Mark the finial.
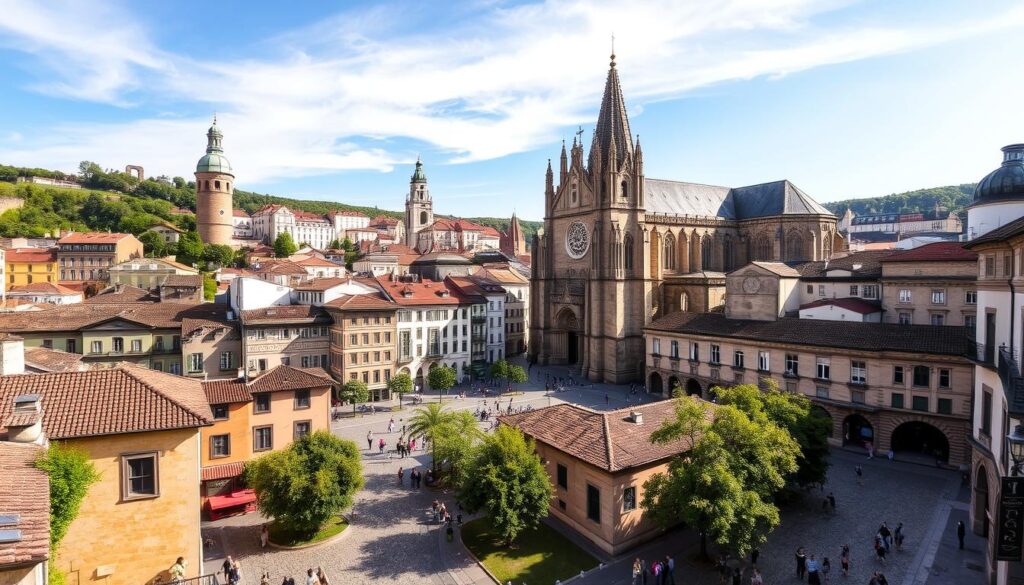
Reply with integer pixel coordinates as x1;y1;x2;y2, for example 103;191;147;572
213;112;217;124
610;33;616;68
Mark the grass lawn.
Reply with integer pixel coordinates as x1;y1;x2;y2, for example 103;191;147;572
268;517;348;547
461;517;597;584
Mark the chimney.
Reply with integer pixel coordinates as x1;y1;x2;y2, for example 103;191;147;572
0;334;25;376
5;394;45;444
630;411;643;425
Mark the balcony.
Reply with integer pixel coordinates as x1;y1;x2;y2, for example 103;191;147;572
998;348;1024;417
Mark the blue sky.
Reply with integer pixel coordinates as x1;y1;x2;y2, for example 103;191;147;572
0;0;1021;221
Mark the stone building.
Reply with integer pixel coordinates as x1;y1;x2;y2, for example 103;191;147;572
879;242;978;327
529;54;840;383
500;212;527;257
56;233;143;282
405;158;434;250
195;117;235;246
238;305;331;374
323;293;399;402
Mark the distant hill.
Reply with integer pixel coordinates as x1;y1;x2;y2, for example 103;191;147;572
824;184;976;220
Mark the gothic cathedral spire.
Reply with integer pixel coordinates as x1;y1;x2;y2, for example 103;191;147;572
589;51;633;173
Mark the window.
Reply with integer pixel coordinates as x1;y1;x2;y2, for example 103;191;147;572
965;315;977;331
220;352;234;371
170;363;181;375
688;342;699;362
937;398;953;415
851;390;866;404
294;420;312;440
982;391;993;435
891;393;904;409
893;366;904;385
818;285;826;297
966;290;977;305
91;340;102;354
211;435;230;458
898;312;912;325
862;285;879;299
757;350;770;372
816;386;829;399
912;366;930;387
850;285;859;296
112;337;124;353
295;389;311;409
939;368;951;388
66;339;76;353
212;404;229;420
807;285;813;294
623;486;637;512
670;341;679;359
254;426;273;451
899;289;912;303
931;289;946;304
188;353;203;373
734;350;745;369
930;314;945;326
911;396;929;412
816;357;830;380
121;452;158;499
557;464;568;489
710;344;720;364
586;484;601;523
652;338;661;355
850;360;866;384
785;354;799;376
128;339;141;353
42;339;52;349
254;393;271;413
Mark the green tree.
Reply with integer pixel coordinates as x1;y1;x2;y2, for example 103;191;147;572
245;431;364;538
340;379;369;414
507;363;528;384
435;410;484;487
407;403;454;472
176;231;204;267
388;372;414;406
641;396;800;558
459;426;553;545
35;443;99;547
274;232;298;257
329;239;341;250
202;243;235;268
428;364;457;395
489;359;510;381
203;274;217;301
138;230;165;257
340;237;354;251
712;381;831;488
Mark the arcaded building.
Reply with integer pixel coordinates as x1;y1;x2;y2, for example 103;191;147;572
529;54;841;383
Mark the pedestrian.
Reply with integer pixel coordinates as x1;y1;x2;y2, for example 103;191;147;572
956;520;966;550
840;544;850;576
894;522;904;551
821;557;830;584
446;523;454;542
171;557;188;584
260;523;269;548
305;568;317;585
605;393;610;405
388;418;395;433
379;438;385;454
796;547;807;580
750;547;759;566
731;567;742;585
398;467;404;485
367;430;373;450
665;555;675;585
632;558;641;585
806;554;821;585
875;535;887;564
221;556;233;584
750;568;763;585
316;568;329;585
260;571;270;585
457;512;463;525
855;465;864;486
827;492;836;513
716;556;728;585
888;449;895;462
652;559;662;585
432;500;440;523
640;558;648;585
879;522;892;550
229;562;241;585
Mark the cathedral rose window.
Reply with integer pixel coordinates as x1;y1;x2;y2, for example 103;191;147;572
565;221;590;259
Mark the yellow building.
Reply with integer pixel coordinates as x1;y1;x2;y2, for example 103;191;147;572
4;248;58;291
0;364;214;585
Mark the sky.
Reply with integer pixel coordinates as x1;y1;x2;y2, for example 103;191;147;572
0;0;1021;221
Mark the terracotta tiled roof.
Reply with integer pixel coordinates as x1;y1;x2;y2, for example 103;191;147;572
0;364;212;440
479;226;501;238
8;282;80;296
375;276;460;306
202;379;251;404
247;366;333;393
747;261;801;277
202;461;245;481
24;347;86;373
0;442;49;566
646;312;970;356
233;209;250;218
156;257;201;273
881;242;978;262
501;401;696;472
794;250;892;279
328;210;368;218
0;302;205;333
57;232;134;245
4;411;41;428
293;210;330;223
293;257;341;268
475;267;529;285
323;292;396;310
181;307;236;338
85;284;158;304
240;305;330;325
253;260;307;276
3;248;56;263
799;297;882;315
163;274;203;288
370;216;399;226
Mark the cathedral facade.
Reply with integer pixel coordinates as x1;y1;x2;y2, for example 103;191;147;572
529;55;841;383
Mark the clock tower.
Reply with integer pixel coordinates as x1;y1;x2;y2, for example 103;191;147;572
405;158;433;251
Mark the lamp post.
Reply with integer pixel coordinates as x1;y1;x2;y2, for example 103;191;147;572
1007;424;1024;476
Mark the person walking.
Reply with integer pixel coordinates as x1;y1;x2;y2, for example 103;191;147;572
398;467;404;485
305;568;318;585
855;465;864;486
879;522;892;550
316;568;329;585
229;561;241;585
260;523;269;548
221;556;233;584
806;555;821;585
957;520;966;550
652;559;662;585
367;430;373;451
750;568;763;585
378;437;385;454
875;534;887;564
632;558;642;585
840;544;850;576
796;547;807;580
821;557;831;584
894;522;904;551
640;558;648;585
432;500;440;523
827;492;836;513
665;555;675;585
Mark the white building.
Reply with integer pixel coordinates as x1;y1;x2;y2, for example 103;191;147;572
232;209;253;239
474;265;530;356
228;276;293;312
292;256;346;279
6;282;83;305
145;223;183;244
345;227;379;244
252;204;335;250
329;211;370;235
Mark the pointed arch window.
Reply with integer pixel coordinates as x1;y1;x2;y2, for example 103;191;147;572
621;180;629;200
662;233;676;271
786;232;806;261
624;234;634;274
701;236;713;270
753;234;772;261
723;235;735;271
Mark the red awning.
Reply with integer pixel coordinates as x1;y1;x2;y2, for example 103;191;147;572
202;461;245;482
206;489;256;511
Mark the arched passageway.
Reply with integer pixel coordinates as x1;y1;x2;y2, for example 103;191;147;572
891;421;950;462
842;414;874;448
811;405;834;438
685;379;702;397
667;376;680;395
649;372;663;394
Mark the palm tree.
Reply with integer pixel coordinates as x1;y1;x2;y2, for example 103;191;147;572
438;410;485;486
407;403;454;471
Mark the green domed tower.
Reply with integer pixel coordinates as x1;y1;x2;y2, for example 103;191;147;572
195;116;235;246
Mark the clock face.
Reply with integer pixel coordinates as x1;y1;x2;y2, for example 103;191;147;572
742;276;761;294
565;221;590;259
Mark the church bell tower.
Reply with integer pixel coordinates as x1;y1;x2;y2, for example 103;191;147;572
195;116;235;246
405;158;433;250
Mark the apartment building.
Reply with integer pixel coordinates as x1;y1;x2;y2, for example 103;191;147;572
4;248;58;290
239;305;332;374
879;242;978;327
108;257;199;290
324;293;399;402
475;265;530;356
56;232;143;282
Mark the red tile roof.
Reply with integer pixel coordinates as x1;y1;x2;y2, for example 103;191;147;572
293;256;341;268
202;366;332;402
202;379;252;404
24;347;86;373
0;365;212;440
253;259;307;276
0;301;208;332
57;232;135;244
799;297;882;315
202;461;245;481
3;248;57;263
375;276;460;306
323;292;396;311
240;305;330;325
162;274;203;288
501;401;697;472
233;209;250;218
0;442;49;566
8;282;80;296
881;242;978;263
328;210;368;218
85;284;158;303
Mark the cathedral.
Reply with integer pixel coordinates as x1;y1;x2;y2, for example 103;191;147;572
529;54;841;383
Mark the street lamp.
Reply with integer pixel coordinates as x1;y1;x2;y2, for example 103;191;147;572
1007;424;1024;475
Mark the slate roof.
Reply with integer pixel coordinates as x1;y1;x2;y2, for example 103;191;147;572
646;312;970;356
794;250;892;279
644;178;833;220
501;401;696;472
799;297;883;315
881;242;977;263
0;442;49;567
0;364;213;440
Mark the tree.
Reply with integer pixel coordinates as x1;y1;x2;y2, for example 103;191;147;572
35;443;99;548
641;396;800;558
712;382;831;488
340;237;354;251
274;232;297;257
245;431;364;538
428;364;457;396
434;410;484;487
388;372;413;406
202;243;235;268
459;425;553;544
329;239;341;250
138;230;165;257
489;359;510;381
339;379;370;414
507;363;528;384
176;231;204;267
408;403;454;472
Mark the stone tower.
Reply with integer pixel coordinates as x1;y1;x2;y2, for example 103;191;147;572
195;116;235;246
501;212;527;257
405;158;433;250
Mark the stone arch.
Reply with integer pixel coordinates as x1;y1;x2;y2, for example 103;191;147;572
125;165;144;180
555;307;582;365
680;292;690;312
667;375;681;394
723;234;736;271
752;233;772;261
415;367;424;390
621;179;629;201
420;210;428;225
891;420;951;462
398;367;411;377
662;231;676;271
811;405;834;438
649;372;663;394
701;234;714;270
842;413;874;447
974;463;990;537
623;233;634;274
785;229;806;261
685;378;702;397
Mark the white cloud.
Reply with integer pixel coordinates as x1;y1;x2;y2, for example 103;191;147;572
1;0;1022;182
